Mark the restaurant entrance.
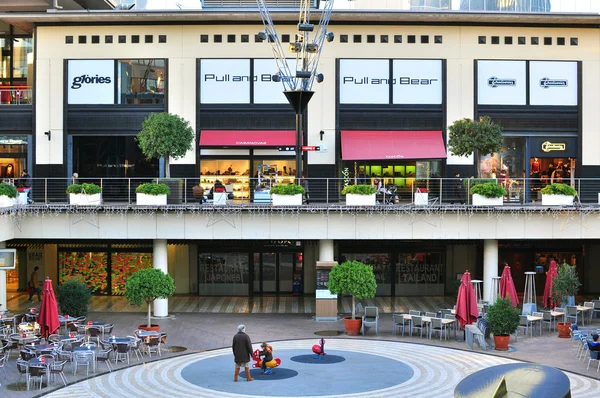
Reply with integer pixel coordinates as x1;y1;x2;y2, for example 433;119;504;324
252;251;303;295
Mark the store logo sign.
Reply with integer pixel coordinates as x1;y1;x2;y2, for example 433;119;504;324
487;77;517;88
235;141;267;145
342;76;438;85
71;74;112;89
539;77;568;89
385;154;405;159
541;141;566;152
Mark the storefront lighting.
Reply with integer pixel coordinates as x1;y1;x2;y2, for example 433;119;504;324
305;44;319;53
272;74;281;82
326;32;335;42
288;42;302;53
298;23;314;32
316;73;324;83
257;32;268;42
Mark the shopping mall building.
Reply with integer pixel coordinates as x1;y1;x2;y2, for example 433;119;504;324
1;1;600;314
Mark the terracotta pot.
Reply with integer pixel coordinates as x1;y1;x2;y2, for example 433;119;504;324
138;324;161;333
557;322;572;338
343;317;362;336
493;335;510;351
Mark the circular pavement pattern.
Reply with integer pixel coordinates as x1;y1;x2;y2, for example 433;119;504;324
45;339;600;398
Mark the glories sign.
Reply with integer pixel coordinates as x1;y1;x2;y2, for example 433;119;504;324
67;60;115;104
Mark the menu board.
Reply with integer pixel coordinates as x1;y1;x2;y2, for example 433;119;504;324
0;249;16;270
316;269;337;299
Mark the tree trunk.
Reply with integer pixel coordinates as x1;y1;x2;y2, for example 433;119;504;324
164;156;170;179
351;296;356;320
147;301;152;328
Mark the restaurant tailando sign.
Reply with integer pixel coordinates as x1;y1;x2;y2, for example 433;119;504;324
200;59;292;104
477;60;578;106
339;59;443;104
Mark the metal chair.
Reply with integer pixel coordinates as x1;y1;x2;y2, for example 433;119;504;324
20;350;36;361
592;300;600;322
16;359;29;389
410;316;426;338
517;315;532;338
126;337;143;361
1;338;17;358
146;337;161;358
361;306;379;336
588;349;600;371
28;364;46;390
584;302;594;324
566;305;580;325
425;312;437;318
532;311;544;335
49;360;68;386
0;353;7;378
73;351;94;376
95;348;113;372
540;310;554;331
444;314;457;338
87;326;102;344
392;314;410;337
430;318;447;341
114;342;131;364
409;310;421;316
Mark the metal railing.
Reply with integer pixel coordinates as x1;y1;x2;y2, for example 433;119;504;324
2;177;599;207
0;88;32;105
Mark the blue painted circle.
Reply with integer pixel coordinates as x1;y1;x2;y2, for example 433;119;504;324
180;349;414;396
290;354;346;364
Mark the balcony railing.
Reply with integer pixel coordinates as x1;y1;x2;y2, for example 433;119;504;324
0;88;32;105
2;177;599;207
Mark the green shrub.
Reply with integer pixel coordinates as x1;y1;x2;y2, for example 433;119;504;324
551;263;581;306
470;182;507;198
66;183;102;195
136;183;171;196
0;183;18;198
56;278;92;317
341;184;376;195
487;297;520;336
328;260;377;320
540;183;577;196
270;184;305;195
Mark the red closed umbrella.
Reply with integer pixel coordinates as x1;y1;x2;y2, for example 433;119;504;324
455;271;479;329
543;260;559;308
499;265;519;308
38;278;60;338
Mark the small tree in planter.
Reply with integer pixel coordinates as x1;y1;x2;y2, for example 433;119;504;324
327;260;377;336
486;297;520;351
66;183;102;205
57;277;92;318
135;183;171;205
0;182;18;207
270;183;305;206
448;116;503;177
124;268;175;332
540;183;577;206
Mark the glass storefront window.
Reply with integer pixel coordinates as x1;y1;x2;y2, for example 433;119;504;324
396;252;445;295
59;252;109;295
199;252;249;295
0;135;27;180
12;38;32;79
111;252;152;295
0;38;8;80
118;59;165;104
200;159;251;199
342;253;391;295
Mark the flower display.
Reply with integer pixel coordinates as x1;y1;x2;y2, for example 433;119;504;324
111;253;153;295
59;252;108;294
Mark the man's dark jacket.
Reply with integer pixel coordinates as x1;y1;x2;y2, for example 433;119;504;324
232;331;253;363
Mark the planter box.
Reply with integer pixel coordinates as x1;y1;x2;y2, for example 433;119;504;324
472;194;503;206
272;193;302;206
0;195;16;208
136;193;167;206
346;193;376;206
414;192;428;206
542;194;574;206
69;193;102;206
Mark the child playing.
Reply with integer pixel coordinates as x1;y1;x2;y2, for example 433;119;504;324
259;342;274;375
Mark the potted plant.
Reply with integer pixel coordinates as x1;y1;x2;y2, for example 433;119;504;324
541;183;577;206
124;268;175;332
270;183;305;206
135;183;171;206
486;297;520;351
0;182;17;207
470;182;507;206
56;277;92;317
341;184;377;206
327;260;377;336
66;183;102;205
551;263;581;338
448;116;503;177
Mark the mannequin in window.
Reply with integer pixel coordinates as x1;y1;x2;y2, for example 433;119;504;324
4;164;14;179
530;158;540;174
490;166;497;179
551;165;564;184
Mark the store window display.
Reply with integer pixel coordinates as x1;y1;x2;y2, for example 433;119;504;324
118;59;165;105
199;160;251;199
0;136;28;181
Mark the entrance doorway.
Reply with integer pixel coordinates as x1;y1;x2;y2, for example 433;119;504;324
252;252;303;295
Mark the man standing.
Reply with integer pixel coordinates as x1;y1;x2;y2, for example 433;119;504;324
28;266;41;303
232;324;254;382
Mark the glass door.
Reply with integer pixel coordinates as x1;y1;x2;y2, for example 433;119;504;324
252;252;302;294
262;253;277;293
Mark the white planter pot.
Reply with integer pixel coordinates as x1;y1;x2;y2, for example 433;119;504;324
136;193;167;206
69;193;102;206
472;194;503;206
17;192;28;205
414;192;428;206
0;195;16;208
346;193;376;206
272;193;302;206
213;192;228;206
542;194;574;206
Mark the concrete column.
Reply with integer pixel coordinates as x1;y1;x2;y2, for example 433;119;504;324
319;239;334;261
153;239;169;317
483;239;499;303
0;241;6;312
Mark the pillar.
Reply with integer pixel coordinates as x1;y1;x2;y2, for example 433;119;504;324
319;239;334;261
0;241;6;312
483;239;499;303
153;239;169;317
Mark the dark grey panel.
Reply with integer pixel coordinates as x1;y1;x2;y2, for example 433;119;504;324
339;110;443;130
478;108;578;132
0;106;33;131
66;106;164;132
198;109;296;130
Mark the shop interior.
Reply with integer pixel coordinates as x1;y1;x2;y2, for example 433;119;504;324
530;157;576;188
0;136;28;181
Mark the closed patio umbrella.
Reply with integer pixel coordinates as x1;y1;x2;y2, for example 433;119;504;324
456;271;479;329
500;265;519;308
543;260;558;308
38;278;60;338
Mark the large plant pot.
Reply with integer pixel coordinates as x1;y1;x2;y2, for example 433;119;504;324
557;322;572;338
542;194;574;206
0;195;16;208
343;317;362;336
493;335;510;351
272;193;302;206
159;179;183;204
346;193;376;206
136;193;167;206
138;324;161;333
472;194;503;206
69;193;102;206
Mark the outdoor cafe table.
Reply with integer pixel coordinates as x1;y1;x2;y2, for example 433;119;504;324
550;311;566;329
107;337;131;345
25;343;54;355
11;334;39;346
73;345;96;373
577;306;593;326
86;321;107;338
401;314;456;338
526;315;543;336
28;356;54;387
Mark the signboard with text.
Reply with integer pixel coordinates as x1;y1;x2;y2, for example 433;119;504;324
529;61;578;106
392;59;442;104
0;249;16;270
316;268;337;299
339;59;390;104
67;60;115;105
477;60;526;105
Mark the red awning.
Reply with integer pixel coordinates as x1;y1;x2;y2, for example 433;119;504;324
341;130;447;160
200;130;296;147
